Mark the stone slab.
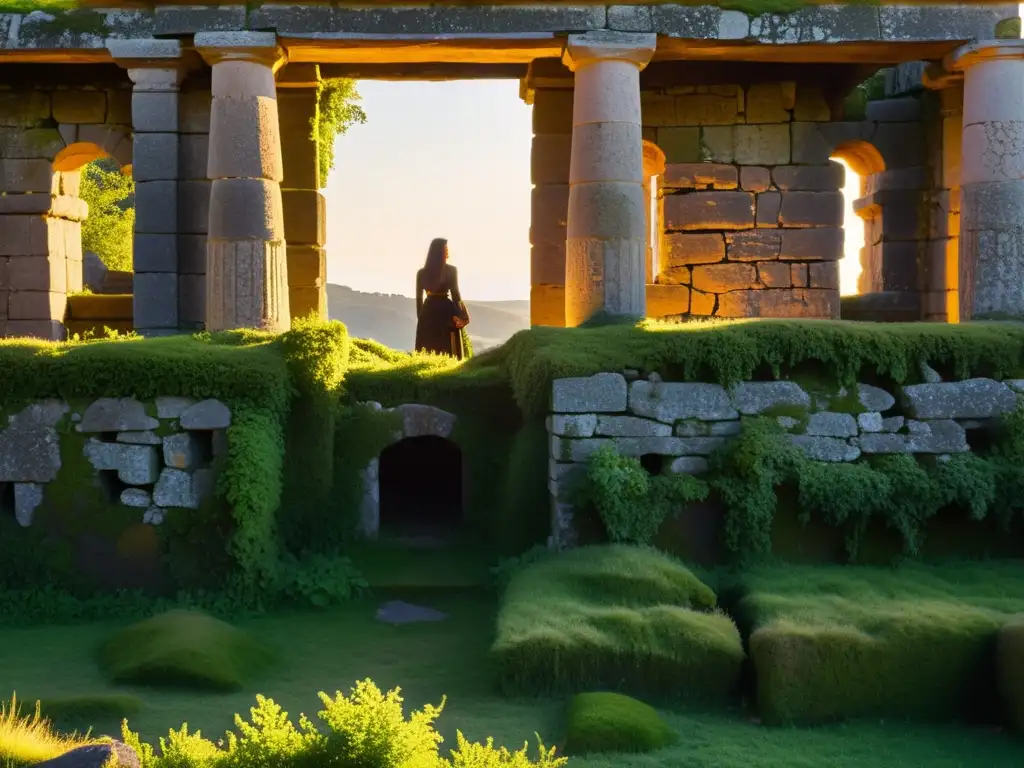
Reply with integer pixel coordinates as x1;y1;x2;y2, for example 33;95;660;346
629;380;738;422
552;373;627;414
902;379;1017;420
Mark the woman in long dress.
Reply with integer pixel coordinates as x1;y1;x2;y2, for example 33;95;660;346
415;238;469;359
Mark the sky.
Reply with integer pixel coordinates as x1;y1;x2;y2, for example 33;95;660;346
323;79;864;303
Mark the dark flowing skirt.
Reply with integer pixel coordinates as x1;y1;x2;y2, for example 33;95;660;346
415;295;464;360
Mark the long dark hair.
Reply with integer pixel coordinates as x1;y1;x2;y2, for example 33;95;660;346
422;238;448;289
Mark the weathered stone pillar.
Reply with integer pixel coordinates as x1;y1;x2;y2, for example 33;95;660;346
195;32;290;332
949;40;1024;320
109;39;192;336
562;32;656;326
277;64;327;321
522;60;573;327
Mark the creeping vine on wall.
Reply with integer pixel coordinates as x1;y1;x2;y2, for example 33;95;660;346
314;78;367;185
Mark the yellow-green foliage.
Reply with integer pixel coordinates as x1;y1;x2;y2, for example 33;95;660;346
499;320;1024;418
564;692;677;756
736;562;1024;725
98;610;273;692
492;545;744;701
997;618;1024;731
118;679;565;768
0;696;93;768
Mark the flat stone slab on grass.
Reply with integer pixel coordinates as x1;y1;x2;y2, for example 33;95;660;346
375;600;448;625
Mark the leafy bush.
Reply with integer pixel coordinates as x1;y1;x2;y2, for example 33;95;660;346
997;617;1024;731
80;157;135;272
737;562;1024;724
98;610;273;692
277;553;368;609
564;692;676;756
575;446;708;545
118;680;565;768
492;545;743;701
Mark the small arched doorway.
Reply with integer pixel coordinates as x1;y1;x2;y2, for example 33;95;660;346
377;435;463;536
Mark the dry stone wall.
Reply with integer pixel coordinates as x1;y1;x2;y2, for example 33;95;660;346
0;396;230;527
546;370;1023;549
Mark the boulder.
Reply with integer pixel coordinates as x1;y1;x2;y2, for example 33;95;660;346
33;741;139;768
163;433;201;470
77;399;159;433
552;373;628;413
14;483;44;527
395;404;456;438
180;399;231;430
153;468;199;509
0;401;68;483
83;441;160;485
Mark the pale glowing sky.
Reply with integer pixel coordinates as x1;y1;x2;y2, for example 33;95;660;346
323;79;865;302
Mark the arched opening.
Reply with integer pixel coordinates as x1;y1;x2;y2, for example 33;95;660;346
830;141;886;298
378;435;463;535
642;140;666;284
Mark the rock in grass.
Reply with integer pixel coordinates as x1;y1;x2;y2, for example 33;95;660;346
33;741;139;768
97;610;272;692
375;600;447;625
564;692;676;755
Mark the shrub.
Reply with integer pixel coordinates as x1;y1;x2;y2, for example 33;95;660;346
492;545;744;701
575;446;708;545
98;610;273;692
564;692;676;756
737;562;1024;724
118;680;565;768
997;617;1024;731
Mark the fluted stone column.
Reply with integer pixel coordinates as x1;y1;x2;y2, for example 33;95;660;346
562;32;656;326
950;40;1024;320
109;38;193;335
195;32;290;332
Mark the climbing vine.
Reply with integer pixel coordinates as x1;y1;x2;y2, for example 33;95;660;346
314;78;367;185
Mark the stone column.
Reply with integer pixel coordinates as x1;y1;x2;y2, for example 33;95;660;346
949;40;1024;320
562;32;656;326
641;140;666;284
277;64;327;321
195;32;290;332
109;39;193;336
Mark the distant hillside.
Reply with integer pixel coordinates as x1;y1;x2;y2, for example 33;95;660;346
326;284;530;352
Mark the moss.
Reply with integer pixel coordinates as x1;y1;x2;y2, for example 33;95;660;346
762;403;810;433
564;692;677;756
98;609;274;692
995;17;1022;39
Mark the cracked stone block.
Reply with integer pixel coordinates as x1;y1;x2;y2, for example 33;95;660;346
790;435;860;462
629;381;738;422
731;382;810;415
858;412;884;433
163;433;202;470
882;416;905;433
807;411;858;438
857;384;896;412
0;400;68;483
83;440;160;485
902;379;1017;419
395;404;457;438
121;488;152;508
596;415;672;437
906;419;969;453
13;483;43;527
156;396;196;419
153;468;199;509
551;414;598;438
143;507;166;525
77;398;159;433
180;399;232;430
117;430;162;445
552;373;628;413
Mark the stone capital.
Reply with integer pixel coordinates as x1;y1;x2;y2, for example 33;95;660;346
642;140;666;177
562;31;657;72
948;38;1024;73
107;38;198;90
195;31;287;74
276;63;321;90
520;58;574;104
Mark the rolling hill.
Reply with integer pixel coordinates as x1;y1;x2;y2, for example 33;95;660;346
326;284;530;352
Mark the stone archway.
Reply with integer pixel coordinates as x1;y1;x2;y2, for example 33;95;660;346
357;404;459;539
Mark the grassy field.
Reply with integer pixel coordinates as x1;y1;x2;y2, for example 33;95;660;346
2;586;1024;767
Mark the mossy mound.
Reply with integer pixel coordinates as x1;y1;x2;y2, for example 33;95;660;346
98;609;273;691
997;617;1024;731
492;545;744;701
564;692;677;756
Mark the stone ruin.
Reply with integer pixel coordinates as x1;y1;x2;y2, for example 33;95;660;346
0;3;1020;339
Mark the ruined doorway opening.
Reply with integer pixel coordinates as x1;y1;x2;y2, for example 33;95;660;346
378;435;463;536
830;141;886;297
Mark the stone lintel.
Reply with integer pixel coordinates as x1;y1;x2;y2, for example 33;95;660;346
563;31;657;72
276;63;321;89
521;58;573;104
195;31;287;73
948;38;1024;72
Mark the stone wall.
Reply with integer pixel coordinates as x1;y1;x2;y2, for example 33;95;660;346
0;396;230;528
546;370;1022;548
0;75;133;340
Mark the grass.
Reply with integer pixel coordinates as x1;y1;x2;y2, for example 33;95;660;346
731;561;1024;724
492;546;745;701
1;591;1024;767
0;696;94;768
97;610;274;692
564;693;676;756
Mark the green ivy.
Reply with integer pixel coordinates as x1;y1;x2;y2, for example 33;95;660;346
574;446;709;546
314;78;367;185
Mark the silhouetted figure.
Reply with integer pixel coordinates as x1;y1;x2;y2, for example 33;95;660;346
415;238;469;359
